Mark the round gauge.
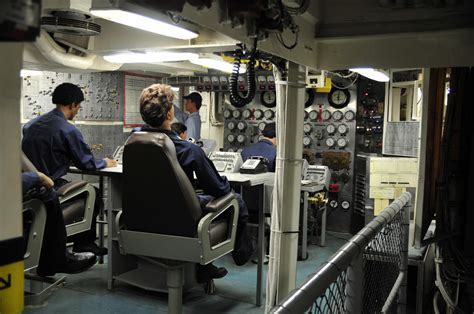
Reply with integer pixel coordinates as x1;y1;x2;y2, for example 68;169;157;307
227;121;236;130
326;124;336;134
303;136;312;146
254;109;263;119
257;75;267;84
223;109;232;119
329;200;338;209
344;110;355;121
309;110;318;120
232;110;241;119
332;110;343;121
237;121;247;131
303;123;312;133
242;109;252;119
337;124;348;135
260;91;277;108
304;111;309;120
328;88;351;109
321;110;331;121
305;89;315;108
264;110;275;120
341;201;350;210
267;76;275;84
237;134;247;143
258;122;266;131
211;76;219;84
219;76;228;85
227;134;236;143
202;76;211;84
237;75;245;85
337;138;347;148
326;138;335;147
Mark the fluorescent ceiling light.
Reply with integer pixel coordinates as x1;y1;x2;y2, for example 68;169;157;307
20;69;42;77
349;68;390;82
90;9;198;40
104;52;198;63
191;58;246;74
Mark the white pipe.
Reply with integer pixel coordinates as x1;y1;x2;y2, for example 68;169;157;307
34;30;122;71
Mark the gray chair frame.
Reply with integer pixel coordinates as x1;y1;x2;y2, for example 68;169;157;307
115;195;239;314
58;183;96;237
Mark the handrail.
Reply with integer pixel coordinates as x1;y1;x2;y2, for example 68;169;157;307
271;192;411;314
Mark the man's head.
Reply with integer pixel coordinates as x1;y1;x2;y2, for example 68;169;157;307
139;84;176;129
52;83;85;120
171;122;188;140
262;122;277;146
183;92;202;113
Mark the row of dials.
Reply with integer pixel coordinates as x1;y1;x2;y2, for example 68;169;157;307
224;108;275;120
304;109;355;122
199;75;276;87
304;123;349;135
303;136;349;148
227;121;273;132
329;200;351;211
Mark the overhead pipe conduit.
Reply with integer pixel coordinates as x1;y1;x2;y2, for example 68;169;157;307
34;30;122;71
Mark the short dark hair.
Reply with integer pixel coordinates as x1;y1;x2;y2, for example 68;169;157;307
52;83;84;105
183;92;202;110
262;122;276;138
171;122;187;135
139;84;173;127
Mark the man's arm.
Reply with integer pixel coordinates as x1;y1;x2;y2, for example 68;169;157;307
173;104;188;124
22;172;54;195
65;128;111;171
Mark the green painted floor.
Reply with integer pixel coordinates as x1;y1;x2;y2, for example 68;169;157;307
24;235;345;314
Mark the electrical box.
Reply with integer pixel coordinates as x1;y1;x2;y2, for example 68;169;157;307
306;68;326;89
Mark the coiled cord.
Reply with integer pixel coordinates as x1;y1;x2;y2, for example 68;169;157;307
229;41;257;108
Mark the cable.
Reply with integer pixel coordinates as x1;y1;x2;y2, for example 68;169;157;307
276;29;299;50
229;40;258;108
282;0;310;15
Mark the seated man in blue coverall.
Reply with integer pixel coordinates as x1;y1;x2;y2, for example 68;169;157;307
173;92;202;140
241;122;277;172
136;84;256;283
22;83;117;256
22;171;96;276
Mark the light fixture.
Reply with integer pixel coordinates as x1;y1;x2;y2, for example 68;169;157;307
104;52;198;63
349;68;390;82
90;8;198;40
20;69;43;77
191;57;246;74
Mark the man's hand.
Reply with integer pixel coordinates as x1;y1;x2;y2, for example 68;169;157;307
37;172;54;189
104;158;118;168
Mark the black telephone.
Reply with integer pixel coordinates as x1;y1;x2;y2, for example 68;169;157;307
239;156;268;174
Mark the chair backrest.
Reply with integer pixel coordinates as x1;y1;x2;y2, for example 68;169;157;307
122;131;202;237
21;151;38;172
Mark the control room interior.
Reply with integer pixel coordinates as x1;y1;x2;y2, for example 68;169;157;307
1;1;474;313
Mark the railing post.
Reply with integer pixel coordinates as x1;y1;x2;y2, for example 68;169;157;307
398;201;411;314
345;251;363;313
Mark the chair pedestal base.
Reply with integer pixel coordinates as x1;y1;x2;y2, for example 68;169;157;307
24;273;66;306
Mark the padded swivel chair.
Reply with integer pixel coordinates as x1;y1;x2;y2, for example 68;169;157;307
115;131;239;314
21;152;96;237
22;199;66;305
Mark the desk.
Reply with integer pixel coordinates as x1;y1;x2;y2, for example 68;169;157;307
69;166;273;307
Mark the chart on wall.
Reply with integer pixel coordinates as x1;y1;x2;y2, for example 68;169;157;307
124;74;160;127
21;71;124;121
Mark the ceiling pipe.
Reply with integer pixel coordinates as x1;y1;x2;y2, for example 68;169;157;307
34;30;122;71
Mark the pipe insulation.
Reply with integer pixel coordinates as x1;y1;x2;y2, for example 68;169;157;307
34;30;122;71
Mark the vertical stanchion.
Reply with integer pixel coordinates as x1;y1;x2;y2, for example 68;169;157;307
99;175;105;264
345;251;363;313
398;201;411;313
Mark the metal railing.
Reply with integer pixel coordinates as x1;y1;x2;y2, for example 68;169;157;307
271;192;411;314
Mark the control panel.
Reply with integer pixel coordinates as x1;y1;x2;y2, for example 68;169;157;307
208;151;243;173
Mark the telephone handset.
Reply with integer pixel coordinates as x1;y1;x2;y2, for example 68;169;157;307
113;146;124;164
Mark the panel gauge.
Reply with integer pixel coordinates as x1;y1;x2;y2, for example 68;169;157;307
260;91;277;108
254;109;263;119
237;134;247;143
309;110;318;120
303;123;312;133
264;109;275;119
237;121;247;130
337;124;348;135
227;121;236;130
328;88;351;109
329;200;338;209
303;136;312;146
344;110;355;121
257;75;267;90
242;109;252;119
337;138;347;148
267;75;276;90
223;109;232;119
326;123;336;134
332;110;343;121
227;134;236;143
341;201;350;210
219;76;228;86
232;109;241;119
321;110;331;121
326;137;335;147
258;122;266;131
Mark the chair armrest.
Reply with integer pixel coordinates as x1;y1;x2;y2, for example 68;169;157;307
204;193;236;212
56;180;87;197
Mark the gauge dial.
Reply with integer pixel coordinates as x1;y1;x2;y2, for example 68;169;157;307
227;121;236;130
329;200;338;208
257;75;267;84
254;109;263;119
303;136;312;146
344;110;355;121
305;89;315;108
341;201;350;210
337;124;348;135
332;110;343;121
232;110;241;119
219;76;228;85
303;123;312;133
227;134;236;142
326;137;335;147
211;76;219;85
223;109;232;119
237;121;247;130
242;109;252;119
237;134;247;143
267;76;275;84
328;88;351;109
258;122;266;131
326;124;336;134
309;110;318;120
321;110;331;121
202;76;211;85
264;109;275;119
337;138;347;148
260;91;277;108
